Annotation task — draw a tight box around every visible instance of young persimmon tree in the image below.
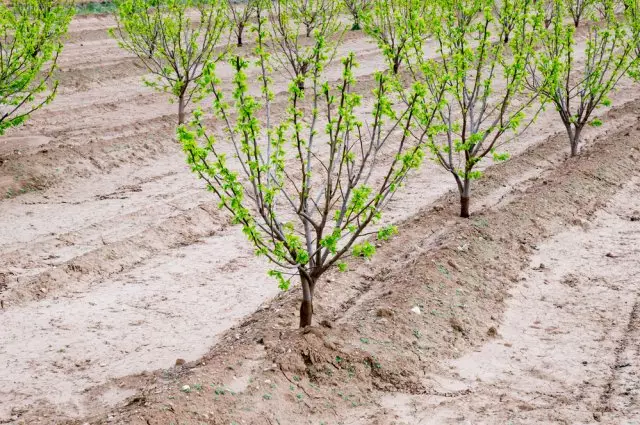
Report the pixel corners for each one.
[343,0,370,30]
[494,0,518,42]
[363,0,426,75]
[0,0,74,135]
[566,0,595,27]
[292,0,341,37]
[226,0,257,47]
[267,0,343,91]
[527,0,639,157]
[414,0,541,218]
[111,0,228,125]
[179,15,442,327]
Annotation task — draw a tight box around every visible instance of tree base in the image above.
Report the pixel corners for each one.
[460,196,470,218]
[299,299,313,328]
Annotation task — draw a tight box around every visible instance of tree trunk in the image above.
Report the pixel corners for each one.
[392,57,401,75]
[351,15,361,30]
[237,25,244,47]
[460,179,471,218]
[299,275,315,328]
[460,196,470,218]
[570,127,582,157]
[297,79,305,91]
[178,94,186,125]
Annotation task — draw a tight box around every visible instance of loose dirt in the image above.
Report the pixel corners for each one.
[1,13,640,425]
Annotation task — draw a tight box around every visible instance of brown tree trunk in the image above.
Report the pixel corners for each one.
[237,24,244,47]
[460,196,470,218]
[570,127,581,157]
[178,94,186,125]
[392,57,401,75]
[460,178,471,218]
[299,274,315,328]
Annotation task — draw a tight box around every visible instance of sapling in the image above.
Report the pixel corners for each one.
[180,15,442,327]
[294,0,341,38]
[343,0,370,31]
[266,0,343,91]
[226,0,258,47]
[414,0,541,218]
[566,0,596,27]
[363,0,426,75]
[111,0,228,124]
[527,0,639,156]
[494,0,519,42]
[0,0,74,135]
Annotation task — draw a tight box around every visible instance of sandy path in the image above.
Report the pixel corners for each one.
[2,15,640,422]
[379,179,640,424]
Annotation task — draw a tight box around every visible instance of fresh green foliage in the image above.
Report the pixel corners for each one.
[342,0,370,31]
[180,13,441,327]
[566,0,596,27]
[266,0,343,90]
[493,0,519,43]
[225,0,258,47]
[291,0,340,37]
[363,0,427,74]
[111,0,228,124]
[527,0,639,156]
[414,0,541,217]
[75,1,117,15]
[0,0,74,135]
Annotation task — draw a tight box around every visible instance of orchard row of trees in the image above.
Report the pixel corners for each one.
[3,0,640,327]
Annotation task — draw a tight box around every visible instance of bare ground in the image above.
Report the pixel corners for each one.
[1,14,640,425]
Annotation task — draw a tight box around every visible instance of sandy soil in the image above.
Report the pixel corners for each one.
[380,180,640,425]
[1,13,640,425]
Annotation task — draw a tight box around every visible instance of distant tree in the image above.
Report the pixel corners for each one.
[494,0,518,42]
[566,0,595,27]
[226,0,257,47]
[179,14,442,327]
[415,0,541,218]
[343,0,370,30]
[0,0,74,135]
[291,0,339,37]
[111,0,228,125]
[527,0,639,157]
[363,0,426,75]
[267,0,343,91]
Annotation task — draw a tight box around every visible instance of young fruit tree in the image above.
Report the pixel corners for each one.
[527,0,639,157]
[0,0,74,135]
[179,16,442,327]
[363,0,426,75]
[415,0,541,218]
[225,0,257,47]
[291,0,339,38]
[566,0,595,27]
[343,0,370,31]
[111,0,228,125]
[266,0,343,91]
[494,0,519,43]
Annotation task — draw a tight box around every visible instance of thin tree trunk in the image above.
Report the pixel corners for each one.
[570,126,582,157]
[299,274,315,328]
[237,24,244,47]
[460,178,471,218]
[178,94,186,125]
[392,57,401,75]
[351,15,361,30]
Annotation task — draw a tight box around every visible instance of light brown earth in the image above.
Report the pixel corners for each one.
[1,12,639,425]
